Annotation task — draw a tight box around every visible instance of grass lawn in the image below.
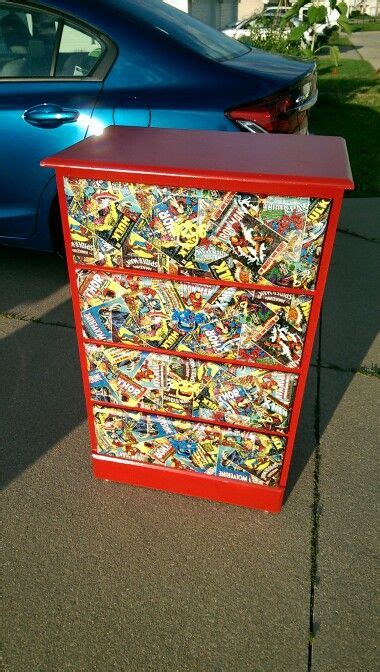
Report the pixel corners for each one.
[349,20,380,32]
[328,34,352,46]
[310,57,380,196]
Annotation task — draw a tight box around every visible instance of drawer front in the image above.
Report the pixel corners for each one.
[85,344,297,431]
[77,270,311,369]
[92,405,286,486]
[65,177,331,290]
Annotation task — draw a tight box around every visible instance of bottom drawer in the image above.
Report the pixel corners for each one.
[92,405,286,487]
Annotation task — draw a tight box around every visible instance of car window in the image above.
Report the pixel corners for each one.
[0,5,57,77]
[56,23,105,77]
[0,3,106,79]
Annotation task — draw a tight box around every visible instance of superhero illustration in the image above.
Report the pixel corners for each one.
[77,270,312,368]
[65,178,331,289]
[85,345,297,430]
[93,406,286,486]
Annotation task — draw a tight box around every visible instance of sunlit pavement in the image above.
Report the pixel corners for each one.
[349,30,380,71]
[1,198,378,671]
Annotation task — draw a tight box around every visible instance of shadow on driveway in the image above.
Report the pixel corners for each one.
[1,223,378,495]
[0,246,85,488]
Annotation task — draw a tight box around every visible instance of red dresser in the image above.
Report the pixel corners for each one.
[42,127,353,512]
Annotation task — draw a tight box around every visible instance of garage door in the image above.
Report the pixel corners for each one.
[189,0,238,30]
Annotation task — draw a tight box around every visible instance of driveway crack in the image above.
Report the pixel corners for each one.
[310,361,379,378]
[308,309,322,671]
[337,227,379,243]
[0,311,74,330]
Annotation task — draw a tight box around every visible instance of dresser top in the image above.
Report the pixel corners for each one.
[42,125,353,190]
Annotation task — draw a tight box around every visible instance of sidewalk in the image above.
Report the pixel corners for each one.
[1,199,379,671]
[338,30,380,70]
[349,30,380,71]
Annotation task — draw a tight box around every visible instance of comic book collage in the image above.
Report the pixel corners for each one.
[66,178,327,486]
[92,405,286,486]
[77,270,312,369]
[85,343,297,431]
[65,178,331,290]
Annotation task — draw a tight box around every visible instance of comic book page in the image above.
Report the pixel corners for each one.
[77,270,312,367]
[92,406,286,486]
[85,344,297,431]
[65,179,331,289]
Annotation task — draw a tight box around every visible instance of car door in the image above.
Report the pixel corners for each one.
[0,1,116,242]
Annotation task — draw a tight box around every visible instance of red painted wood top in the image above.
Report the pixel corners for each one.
[41,125,353,189]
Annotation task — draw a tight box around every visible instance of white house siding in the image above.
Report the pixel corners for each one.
[219,0,239,27]
[348,0,379,16]
[189,0,238,29]
[238,0,264,21]
[188,0,216,25]
[164,0,240,29]
[163,0,189,12]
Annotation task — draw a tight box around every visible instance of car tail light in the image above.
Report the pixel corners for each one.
[226,74,318,134]
[226,95,294,133]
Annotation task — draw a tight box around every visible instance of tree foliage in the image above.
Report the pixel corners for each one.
[285,0,350,53]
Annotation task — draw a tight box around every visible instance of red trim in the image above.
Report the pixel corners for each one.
[89,398,289,437]
[74,262,316,297]
[278,190,344,487]
[92,454,285,513]
[45,162,354,191]
[82,337,302,375]
[41,127,353,192]
[56,173,101,458]
[57,166,349,199]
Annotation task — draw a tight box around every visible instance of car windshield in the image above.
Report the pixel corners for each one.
[125,0,250,61]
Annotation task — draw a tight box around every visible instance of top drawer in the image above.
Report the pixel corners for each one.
[64,178,331,290]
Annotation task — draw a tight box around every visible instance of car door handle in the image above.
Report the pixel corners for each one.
[23,103,80,129]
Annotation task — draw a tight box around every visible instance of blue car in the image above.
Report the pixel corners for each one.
[0,0,317,252]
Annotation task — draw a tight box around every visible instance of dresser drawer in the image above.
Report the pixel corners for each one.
[77,270,311,369]
[85,344,297,431]
[92,405,286,487]
[65,178,331,290]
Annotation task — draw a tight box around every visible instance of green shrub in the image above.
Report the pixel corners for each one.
[239,28,313,58]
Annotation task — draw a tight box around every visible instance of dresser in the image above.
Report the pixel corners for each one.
[42,127,353,511]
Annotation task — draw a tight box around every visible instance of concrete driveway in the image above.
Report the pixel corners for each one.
[349,30,380,71]
[1,198,379,671]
